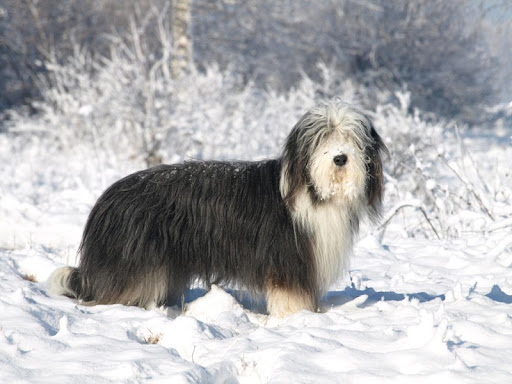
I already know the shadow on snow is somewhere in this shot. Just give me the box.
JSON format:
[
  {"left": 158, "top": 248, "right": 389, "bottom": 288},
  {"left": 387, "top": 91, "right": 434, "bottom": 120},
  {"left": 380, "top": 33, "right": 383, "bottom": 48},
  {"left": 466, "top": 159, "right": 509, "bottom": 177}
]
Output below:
[
  {"left": 323, "top": 286, "right": 446, "bottom": 308},
  {"left": 485, "top": 284, "right": 512, "bottom": 304},
  {"left": 177, "top": 284, "right": 511, "bottom": 315},
  {"left": 182, "top": 285, "right": 446, "bottom": 314}
]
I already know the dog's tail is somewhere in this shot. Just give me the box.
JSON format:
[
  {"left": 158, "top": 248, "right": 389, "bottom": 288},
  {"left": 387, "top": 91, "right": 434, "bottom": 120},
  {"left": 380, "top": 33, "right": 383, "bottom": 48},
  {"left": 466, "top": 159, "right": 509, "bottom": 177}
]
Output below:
[{"left": 47, "top": 266, "right": 82, "bottom": 299}]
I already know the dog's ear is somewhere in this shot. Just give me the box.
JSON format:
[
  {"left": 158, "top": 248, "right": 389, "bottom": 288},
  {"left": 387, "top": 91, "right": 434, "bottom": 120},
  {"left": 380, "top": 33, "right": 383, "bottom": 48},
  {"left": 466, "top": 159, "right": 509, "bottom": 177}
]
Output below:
[
  {"left": 281, "top": 114, "right": 313, "bottom": 210},
  {"left": 365, "top": 124, "right": 388, "bottom": 215}
]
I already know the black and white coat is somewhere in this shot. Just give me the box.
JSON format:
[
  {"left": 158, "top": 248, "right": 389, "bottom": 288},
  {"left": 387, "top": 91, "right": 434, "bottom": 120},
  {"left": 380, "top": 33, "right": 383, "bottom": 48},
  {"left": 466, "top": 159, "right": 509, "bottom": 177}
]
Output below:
[{"left": 48, "top": 100, "right": 387, "bottom": 317}]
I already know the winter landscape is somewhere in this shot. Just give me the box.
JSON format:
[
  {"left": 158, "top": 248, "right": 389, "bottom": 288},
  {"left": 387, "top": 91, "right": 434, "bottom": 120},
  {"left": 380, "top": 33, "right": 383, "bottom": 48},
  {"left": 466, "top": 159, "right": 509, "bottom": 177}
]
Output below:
[{"left": 1, "top": 1, "right": 512, "bottom": 383}]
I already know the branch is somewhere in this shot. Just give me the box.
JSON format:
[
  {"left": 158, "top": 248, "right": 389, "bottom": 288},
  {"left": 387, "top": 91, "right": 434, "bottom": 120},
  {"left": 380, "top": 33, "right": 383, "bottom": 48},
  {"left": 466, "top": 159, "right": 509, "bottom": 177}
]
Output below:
[
  {"left": 379, "top": 201, "right": 441, "bottom": 241},
  {"left": 438, "top": 154, "right": 495, "bottom": 221}
]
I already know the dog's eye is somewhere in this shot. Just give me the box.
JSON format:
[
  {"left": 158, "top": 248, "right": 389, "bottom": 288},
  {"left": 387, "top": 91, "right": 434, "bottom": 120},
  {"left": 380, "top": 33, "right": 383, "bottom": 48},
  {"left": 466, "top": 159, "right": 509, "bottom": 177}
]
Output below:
[{"left": 333, "top": 154, "right": 348, "bottom": 167}]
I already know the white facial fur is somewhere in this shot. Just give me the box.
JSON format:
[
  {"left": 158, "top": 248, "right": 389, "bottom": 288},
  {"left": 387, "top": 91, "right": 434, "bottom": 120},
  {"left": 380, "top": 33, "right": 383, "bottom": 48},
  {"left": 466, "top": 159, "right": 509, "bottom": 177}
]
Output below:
[{"left": 309, "top": 131, "right": 367, "bottom": 203}]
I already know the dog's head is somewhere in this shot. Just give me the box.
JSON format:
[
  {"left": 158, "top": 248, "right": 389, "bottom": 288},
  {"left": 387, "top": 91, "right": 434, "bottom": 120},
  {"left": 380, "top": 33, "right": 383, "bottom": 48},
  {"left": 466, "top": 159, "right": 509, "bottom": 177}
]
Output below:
[{"left": 280, "top": 100, "right": 388, "bottom": 219}]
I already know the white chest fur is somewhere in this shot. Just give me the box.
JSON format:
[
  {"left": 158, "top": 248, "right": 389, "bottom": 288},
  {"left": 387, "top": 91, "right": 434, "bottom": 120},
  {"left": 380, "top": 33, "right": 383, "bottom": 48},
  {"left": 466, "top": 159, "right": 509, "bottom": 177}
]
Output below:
[
  {"left": 292, "top": 193, "right": 356, "bottom": 294},
  {"left": 311, "top": 203, "right": 354, "bottom": 294}
]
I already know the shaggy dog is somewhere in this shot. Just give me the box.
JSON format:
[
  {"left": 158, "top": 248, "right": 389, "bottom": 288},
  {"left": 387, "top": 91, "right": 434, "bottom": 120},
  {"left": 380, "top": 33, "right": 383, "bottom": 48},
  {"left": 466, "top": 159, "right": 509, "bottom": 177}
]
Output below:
[{"left": 48, "top": 100, "right": 387, "bottom": 317}]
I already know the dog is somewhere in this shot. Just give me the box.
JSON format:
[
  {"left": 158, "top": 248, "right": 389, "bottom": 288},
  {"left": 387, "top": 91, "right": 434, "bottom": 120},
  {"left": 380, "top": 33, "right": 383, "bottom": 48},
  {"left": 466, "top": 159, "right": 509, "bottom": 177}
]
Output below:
[{"left": 48, "top": 100, "right": 387, "bottom": 317}]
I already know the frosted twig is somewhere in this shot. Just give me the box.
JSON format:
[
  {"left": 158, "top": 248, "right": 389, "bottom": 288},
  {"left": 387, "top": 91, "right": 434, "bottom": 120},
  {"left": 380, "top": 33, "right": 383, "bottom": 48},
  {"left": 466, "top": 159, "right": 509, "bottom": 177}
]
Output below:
[
  {"left": 438, "top": 154, "right": 495, "bottom": 221},
  {"left": 379, "top": 202, "right": 441, "bottom": 241}
]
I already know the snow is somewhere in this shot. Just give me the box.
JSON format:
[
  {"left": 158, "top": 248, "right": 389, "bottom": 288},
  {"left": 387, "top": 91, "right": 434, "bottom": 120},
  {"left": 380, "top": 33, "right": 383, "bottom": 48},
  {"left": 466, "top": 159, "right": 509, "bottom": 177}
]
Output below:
[{"left": 1, "top": 122, "right": 512, "bottom": 383}]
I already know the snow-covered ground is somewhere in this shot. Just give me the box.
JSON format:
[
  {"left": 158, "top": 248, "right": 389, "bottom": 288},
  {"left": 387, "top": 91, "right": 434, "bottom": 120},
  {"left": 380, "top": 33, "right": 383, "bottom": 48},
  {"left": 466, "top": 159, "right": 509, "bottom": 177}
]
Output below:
[{"left": 1, "top": 123, "right": 511, "bottom": 383}]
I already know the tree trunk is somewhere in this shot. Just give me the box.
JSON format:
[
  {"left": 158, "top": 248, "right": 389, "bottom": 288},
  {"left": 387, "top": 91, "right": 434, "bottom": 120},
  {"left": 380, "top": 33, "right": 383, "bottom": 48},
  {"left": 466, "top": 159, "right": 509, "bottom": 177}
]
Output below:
[{"left": 171, "top": 0, "right": 192, "bottom": 78}]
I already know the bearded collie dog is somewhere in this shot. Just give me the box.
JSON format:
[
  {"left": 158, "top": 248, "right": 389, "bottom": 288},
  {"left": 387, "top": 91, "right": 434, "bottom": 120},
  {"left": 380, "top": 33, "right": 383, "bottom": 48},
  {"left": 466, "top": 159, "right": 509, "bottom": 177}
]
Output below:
[{"left": 48, "top": 100, "right": 387, "bottom": 317}]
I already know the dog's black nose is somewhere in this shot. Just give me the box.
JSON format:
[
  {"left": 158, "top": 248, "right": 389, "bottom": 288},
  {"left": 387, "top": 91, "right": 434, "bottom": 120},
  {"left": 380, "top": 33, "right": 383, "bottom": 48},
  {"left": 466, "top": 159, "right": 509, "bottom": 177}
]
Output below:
[{"left": 333, "top": 154, "right": 348, "bottom": 167}]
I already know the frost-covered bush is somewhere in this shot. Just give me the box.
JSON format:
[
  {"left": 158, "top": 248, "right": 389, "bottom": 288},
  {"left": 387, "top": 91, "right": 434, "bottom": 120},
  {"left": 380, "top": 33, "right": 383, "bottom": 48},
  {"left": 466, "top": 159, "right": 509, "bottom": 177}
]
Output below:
[
  {"left": 193, "top": 0, "right": 511, "bottom": 123},
  {"left": 375, "top": 93, "right": 511, "bottom": 240},
  {"left": 25, "top": 51, "right": 359, "bottom": 169},
  {"left": 0, "top": 0, "right": 172, "bottom": 110},
  {"left": 5, "top": 32, "right": 510, "bottom": 242}
]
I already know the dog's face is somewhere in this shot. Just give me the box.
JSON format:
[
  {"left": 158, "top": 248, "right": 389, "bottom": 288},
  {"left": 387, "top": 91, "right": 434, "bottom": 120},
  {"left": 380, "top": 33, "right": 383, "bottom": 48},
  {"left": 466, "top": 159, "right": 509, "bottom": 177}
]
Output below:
[
  {"left": 309, "top": 129, "right": 367, "bottom": 203},
  {"left": 281, "top": 101, "right": 387, "bottom": 217}
]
